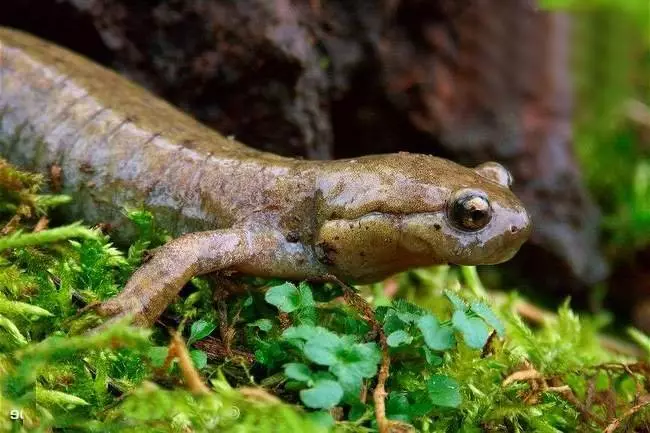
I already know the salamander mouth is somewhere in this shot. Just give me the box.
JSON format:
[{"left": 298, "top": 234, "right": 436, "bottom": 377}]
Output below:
[{"left": 399, "top": 209, "right": 530, "bottom": 265}]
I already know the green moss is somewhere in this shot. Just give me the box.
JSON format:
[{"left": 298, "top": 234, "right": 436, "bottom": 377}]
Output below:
[{"left": 0, "top": 158, "right": 648, "bottom": 432}]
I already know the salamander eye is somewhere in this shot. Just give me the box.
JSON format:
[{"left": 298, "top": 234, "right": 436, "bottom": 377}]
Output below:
[{"left": 449, "top": 191, "right": 492, "bottom": 231}]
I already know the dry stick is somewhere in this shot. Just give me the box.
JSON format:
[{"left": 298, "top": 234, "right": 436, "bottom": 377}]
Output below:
[
  {"left": 49, "top": 163, "right": 62, "bottom": 193},
  {"left": 626, "top": 99, "right": 650, "bottom": 131},
  {"left": 502, "top": 368, "right": 542, "bottom": 386},
  {"left": 1, "top": 214, "right": 21, "bottom": 235},
  {"left": 373, "top": 330, "right": 391, "bottom": 433},
  {"left": 194, "top": 336, "right": 255, "bottom": 363},
  {"left": 238, "top": 386, "right": 282, "bottom": 404},
  {"left": 585, "top": 375, "right": 596, "bottom": 410},
  {"left": 277, "top": 311, "right": 292, "bottom": 330},
  {"left": 215, "top": 296, "right": 238, "bottom": 357},
  {"left": 165, "top": 332, "right": 211, "bottom": 395},
  {"left": 604, "top": 399, "right": 650, "bottom": 433},
  {"left": 557, "top": 386, "right": 607, "bottom": 427},
  {"left": 33, "top": 216, "right": 49, "bottom": 232},
  {"left": 503, "top": 366, "right": 607, "bottom": 427}
]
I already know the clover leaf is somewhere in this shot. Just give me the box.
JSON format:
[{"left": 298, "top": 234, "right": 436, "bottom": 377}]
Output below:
[
  {"left": 282, "top": 325, "right": 381, "bottom": 397},
  {"left": 445, "top": 291, "right": 467, "bottom": 311},
  {"left": 427, "top": 375, "right": 461, "bottom": 408},
  {"left": 387, "top": 330, "right": 413, "bottom": 347},
  {"left": 300, "top": 379, "right": 344, "bottom": 409},
  {"left": 284, "top": 362, "right": 313, "bottom": 383},
  {"left": 452, "top": 310, "right": 490, "bottom": 349},
  {"left": 417, "top": 314, "right": 455, "bottom": 351},
  {"left": 265, "top": 282, "right": 301, "bottom": 313},
  {"left": 247, "top": 318, "right": 273, "bottom": 332},
  {"left": 470, "top": 300, "right": 505, "bottom": 337}
]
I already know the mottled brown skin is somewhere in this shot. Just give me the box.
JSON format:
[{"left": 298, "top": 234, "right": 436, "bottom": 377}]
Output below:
[{"left": 0, "top": 27, "right": 531, "bottom": 326}]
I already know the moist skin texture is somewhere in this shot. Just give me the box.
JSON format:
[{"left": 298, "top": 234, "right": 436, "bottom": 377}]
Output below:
[{"left": 0, "top": 27, "right": 531, "bottom": 326}]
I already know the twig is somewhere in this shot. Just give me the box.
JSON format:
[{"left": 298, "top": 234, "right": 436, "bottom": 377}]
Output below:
[
  {"left": 625, "top": 99, "right": 650, "bottom": 130},
  {"left": 165, "top": 332, "right": 210, "bottom": 395},
  {"left": 585, "top": 375, "right": 595, "bottom": 410},
  {"left": 502, "top": 368, "right": 542, "bottom": 386},
  {"left": 194, "top": 336, "right": 255, "bottom": 363},
  {"left": 545, "top": 385, "right": 571, "bottom": 393},
  {"left": 373, "top": 329, "right": 391, "bottom": 433},
  {"left": 238, "top": 386, "right": 282, "bottom": 404},
  {"left": 604, "top": 399, "right": 650, "bottom": 433},
  {"left": 320, "top": 274, "right": 394, "bottom": 433},
  {"left": 49, "top": 163, "right": 62, "bottom": 193},
  {"left": 341, "top": 282, "right": 379, "bottom": 340},
  {"left": 502, "top": 366, "right": 606, "bottom": 426},
  {"left": 557, "top": 385, "right": 606, "bottom": 427},
  {"left": 216, "top": 297, "right": 235, "bottom": 356},
  {"left": 33, "top": 216, "right": 49, "bottom": 233},
  {"left": 1, "top": 214, "right": 21, "bottom": 235}
]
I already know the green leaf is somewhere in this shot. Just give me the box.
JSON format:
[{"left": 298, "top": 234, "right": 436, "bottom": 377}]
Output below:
[
  {"left": 386, "top": 330, "right": 413, "bottom": 347},
  {"left": 190, "top": 349, "right": 208, "bottom": 370},
  {"left": 628, "top": 327, "right": 650, "bottom": 356},
  {"left": 188, "top": 319, "right": 217, "bottom": 345},
  {"left": 383, "top": 309, "right": 408, "bottom": 334},
  {"left": 422, "top": 346, "right": 443, "bottom": 366},
  {"left": 36, "top": 388, "right": 91, "bottom": 408},
  {"left": 282, "top": 325, "right": 338, "bottom": 342},
  {"left": 307, "top": 410, "right": 335, "bottom": 428},
  {"left": 452, "top": 310, "right": 490, "bottom": 349},
  {"left": 284, "top": 326, "right": 381, "bottom": 396},
  {"left": 248, "top": 318, "right": 273, "bottom": 332},
  {"left": 394, "top": 299, "right": 423, "bottom": 323},
  {"left": 265, "top": 282, "right": 300, "bottom": 313},
  {"left": 330, "top": 342, "right": 381, "bottom": 395},
  {"left": 0, "top": 223, "right": 99, "bottom": 252},
  {"left": 386, "top": 392, "right": 411, "bottom": 422},
  {"left": 297, "top": 281, "right": 316, "bottom": 307},
  {"left": 0, "top": 298, "right": 53, "bottom": 318},
  {"left": 427, "top": 375, "right": 461, "bottom": 408},
  {"left": 340, "top": 342, "right": 381, "bottom": 378},
  {"left": 253, "top": 339, "right": 288, "bottom": 368},
  {"left": 294, "top": 306, "right": 318, "bottom": 326},
  {"left": 348, "top": 402, "right": 370, "bottom": 422},
  {"left": 284, "top": 363, "right": 313, "bottom": 383},
  {"left": 148, "top": 346, "right": 169, "bottom": 368},
  {"left": 470, "top": 300, "right": 505, "bottom": 336},
  {"left": 0, "top": 313, "right": 27, "bottom": 346},
  {"left": 417, "top": 314, "right": 455, "bottom": 351},
  {"left": 300, "top": 380, "right": 344, "bottom": 409},
  {"left": 303, "top": 334, "right": 342, "bottom": 366},
  {"left": 445, "top": 291, "right": 467, "bottom": 311},
  {"left": 282, "top": 325, "right": 341, "bottom": 354},
  {"left": 460, "top": 266, "right": 487, "bottom": 297}
]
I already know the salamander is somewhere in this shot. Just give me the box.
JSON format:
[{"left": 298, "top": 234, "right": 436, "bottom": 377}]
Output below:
[{"left": 0, "top": 27, "right": 531, "bottom": 326}]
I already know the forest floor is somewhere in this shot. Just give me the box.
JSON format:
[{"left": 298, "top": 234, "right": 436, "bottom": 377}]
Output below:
[{"left": 1, "top": 158, "right": 650, "bottom": 433}]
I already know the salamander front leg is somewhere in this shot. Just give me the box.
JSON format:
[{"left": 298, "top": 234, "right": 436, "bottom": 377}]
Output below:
[{"left": 96, "top": 229, "right": 253, "bottom": 326}]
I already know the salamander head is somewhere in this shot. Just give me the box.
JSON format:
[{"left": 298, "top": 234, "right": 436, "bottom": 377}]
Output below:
[{"left": 314, "top": 153, "right": 531, "bottom": 283}]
